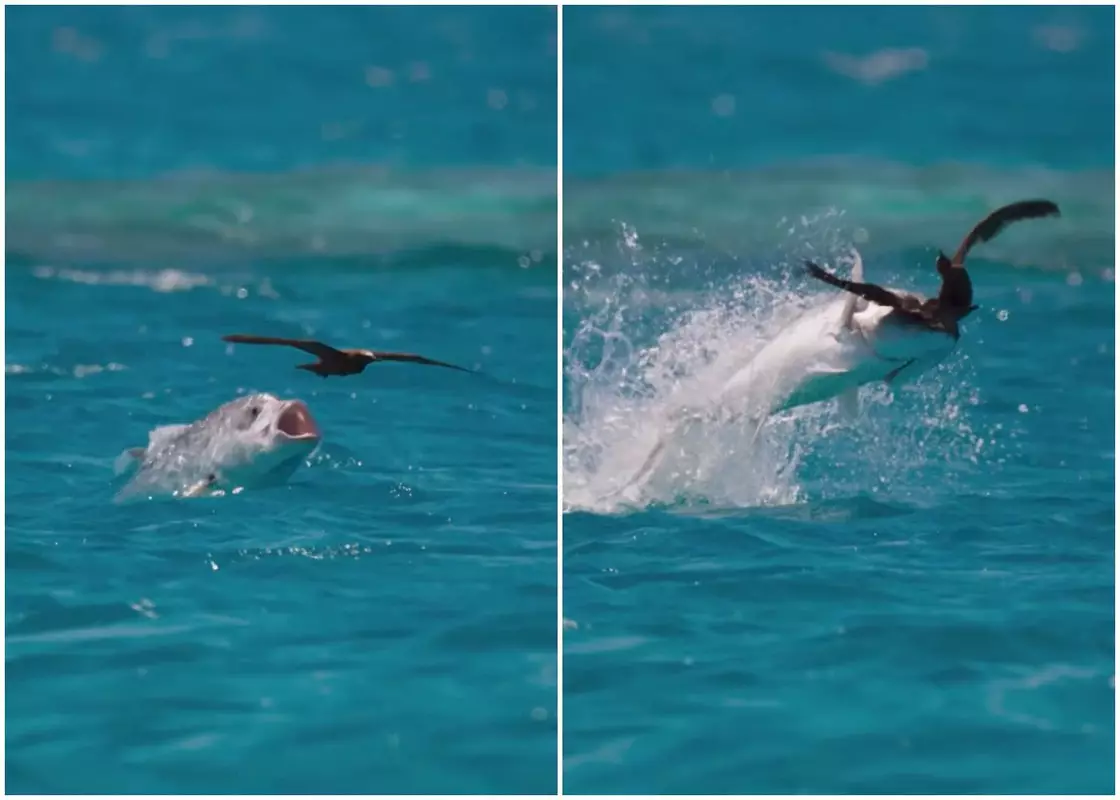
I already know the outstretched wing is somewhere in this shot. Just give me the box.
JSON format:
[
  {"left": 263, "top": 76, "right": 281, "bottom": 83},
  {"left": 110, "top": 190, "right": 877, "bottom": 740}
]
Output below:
[
  {"left": 804, "top": 260, "right": 911, "bottom": 311},
  {"left": 951, "top": 199, "right": 1061, "bottom": 266},
  {"left": 360, "top": 350, "right": 472, "bottom": 373},
  {"left": 222, "top": 334, "right": 342, "bottom": 361}
]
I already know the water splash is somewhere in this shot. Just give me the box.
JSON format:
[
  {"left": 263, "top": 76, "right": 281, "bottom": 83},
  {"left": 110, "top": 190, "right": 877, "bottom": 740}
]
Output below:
[{"left": 563, "top": 223, "right": 998, "bottom": 515}]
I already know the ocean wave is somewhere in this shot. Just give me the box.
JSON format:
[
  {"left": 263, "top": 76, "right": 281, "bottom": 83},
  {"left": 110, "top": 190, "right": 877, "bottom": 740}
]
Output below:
[
  {"left": 563, "top": 158, "right": 1114, "bottom": 274},
  {"left": 6, "top": 165, "right": 557, "bottom": 268},
  {"left": 6, "top": 361, "right": 129, "bottom": 380}
]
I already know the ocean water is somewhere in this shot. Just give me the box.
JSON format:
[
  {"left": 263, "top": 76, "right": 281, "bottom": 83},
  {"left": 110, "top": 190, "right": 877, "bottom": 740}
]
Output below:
[
  {"left": 562, "top": 6, "right": 1115, "bottom": 795},
  {"left": 5, "top": 6, "right": 557, "bottom": 794}
]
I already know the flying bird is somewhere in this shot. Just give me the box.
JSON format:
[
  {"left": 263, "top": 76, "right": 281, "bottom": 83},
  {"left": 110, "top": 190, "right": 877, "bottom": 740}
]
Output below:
[{"left": 222, "top": 334, "right": 472, "bottom": 378}]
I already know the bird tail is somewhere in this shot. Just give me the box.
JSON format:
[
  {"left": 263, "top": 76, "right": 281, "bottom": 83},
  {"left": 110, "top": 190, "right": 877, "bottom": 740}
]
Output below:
[{"left": 296, "top": 362, "right": 328, "bottom": 377}]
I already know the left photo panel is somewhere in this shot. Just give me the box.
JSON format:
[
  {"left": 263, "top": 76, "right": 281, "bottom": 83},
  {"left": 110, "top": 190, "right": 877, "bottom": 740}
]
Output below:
[{"left": 5, "top": 5, "right": 557, "bottom": 795}]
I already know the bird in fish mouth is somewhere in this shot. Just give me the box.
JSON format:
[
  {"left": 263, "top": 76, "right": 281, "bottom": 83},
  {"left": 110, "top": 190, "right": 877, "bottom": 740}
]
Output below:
[{"left": 803, "top": 198, "right": 1062, "bottom": 341}]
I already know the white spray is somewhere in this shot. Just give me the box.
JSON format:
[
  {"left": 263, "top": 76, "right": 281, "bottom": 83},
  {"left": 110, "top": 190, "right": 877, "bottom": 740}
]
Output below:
[{"left": 563, "top": 225, "right": 990, "bottom": 514}]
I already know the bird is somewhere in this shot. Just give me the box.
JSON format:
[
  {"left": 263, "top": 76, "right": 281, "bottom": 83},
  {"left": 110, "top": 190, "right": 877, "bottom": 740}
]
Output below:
[
  {"left": 804, "top": 198, "right": 1060, "bottom": 338},
  {"left": 222, "top": 334, "right": 472, "bottom": 378}
]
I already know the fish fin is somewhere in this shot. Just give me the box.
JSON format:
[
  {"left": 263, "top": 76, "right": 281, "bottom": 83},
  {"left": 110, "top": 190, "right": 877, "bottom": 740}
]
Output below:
[
  {"left": 849, "top": 246, "right": 864, "bottom": 283},
  {"left": 839, "top": 294, "right": 858, "bottom": 331},
  {"left": 837, "top": 247, "right": 867, "bottom": 331},
  {"left": 744, "top": 413, "right": 771, "bottom": 448},
  {"left": 847, "top": 248, "right": 868, "bottom": 312},
  {"left": 883, "top": 358, "right": 918, "bottom": 387},
  {"left": 179, "top": 474, "right": 217, "bottom": 499},
  {"left": 147, "top": 423, "right": 190, "bottom": 450},
  {"left": 617, "top": 438, "right": 667, "bottom": 498},
  {"left": 610, "top": 409, "right": 705, "bottom": 499},
  {"left": 837, "top": 388, "right": 860, "bottom": 421},
  {"left": 114, "top": 447, "right": 147, "bottom": 477}
]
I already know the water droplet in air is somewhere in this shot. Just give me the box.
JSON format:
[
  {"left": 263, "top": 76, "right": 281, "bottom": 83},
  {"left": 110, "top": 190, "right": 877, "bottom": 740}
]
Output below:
[
  {"left": 711, "top": 93, "right": 736, "bottom": 117},
  {"left": 487, "top": 88, "right": 508, "bottom": 110}
]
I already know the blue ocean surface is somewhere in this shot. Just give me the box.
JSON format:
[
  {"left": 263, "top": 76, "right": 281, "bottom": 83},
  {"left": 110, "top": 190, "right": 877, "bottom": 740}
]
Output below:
[
  {"left": 562, "top": 6, "right": 1114, "bottom": 795},
  {"left": 6, "top": 6, "right": 556, "bottom": 794}
]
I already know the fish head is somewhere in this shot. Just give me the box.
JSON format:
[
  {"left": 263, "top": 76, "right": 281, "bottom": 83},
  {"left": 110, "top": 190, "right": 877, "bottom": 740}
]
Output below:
[
  {"left": 856, "top": 301, "right": 957, "bottom": 366},
  {"left": 219, "top": 392, "right": 319, "bottom": 438},
  {"left": 206, "top": 393, "right": 322, "bottom": 485}
]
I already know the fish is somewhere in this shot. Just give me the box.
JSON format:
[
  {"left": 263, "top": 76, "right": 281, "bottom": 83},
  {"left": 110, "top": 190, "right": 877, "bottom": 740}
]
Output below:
[
  {"left": 615, "top": 199, "right": 1062, "bottom": 497},
  {"left": 116, "top": 393, "right": 321, "bottom": 500}
]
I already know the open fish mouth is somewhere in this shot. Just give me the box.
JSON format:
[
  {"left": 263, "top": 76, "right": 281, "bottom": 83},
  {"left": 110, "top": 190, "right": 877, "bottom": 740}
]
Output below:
[{"left": 276, "top": 400, "right": 320, "bottom": 440}]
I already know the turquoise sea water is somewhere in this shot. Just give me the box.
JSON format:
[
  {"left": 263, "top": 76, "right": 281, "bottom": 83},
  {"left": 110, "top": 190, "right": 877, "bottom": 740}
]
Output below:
[
  {"left": 6, "top": 6, "right": 556, "bottom": 794},
  {"left": 562, "top": 6, "right": 1115, "bottom": 795}
]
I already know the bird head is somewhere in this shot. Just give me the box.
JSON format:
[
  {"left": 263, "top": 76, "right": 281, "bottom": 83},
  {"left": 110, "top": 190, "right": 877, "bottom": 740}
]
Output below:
[{"left": 936, "top": 251, "right": 977, "bottom": 320}]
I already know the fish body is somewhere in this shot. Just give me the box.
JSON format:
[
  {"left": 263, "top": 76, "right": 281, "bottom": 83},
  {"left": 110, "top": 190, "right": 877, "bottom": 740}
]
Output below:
[{"left": 117, "top": 393, "right": 320, "bottom": 499}]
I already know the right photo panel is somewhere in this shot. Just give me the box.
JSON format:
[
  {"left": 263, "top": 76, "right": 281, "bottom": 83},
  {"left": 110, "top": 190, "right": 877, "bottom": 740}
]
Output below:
[{"left": 562, "top": 5, "right": 1114, "bottom": 795}]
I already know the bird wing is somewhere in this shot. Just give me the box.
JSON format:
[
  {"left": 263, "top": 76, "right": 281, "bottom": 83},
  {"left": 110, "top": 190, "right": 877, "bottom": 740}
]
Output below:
[
  {"left": 357, "top": 349, "right": 472, "bottom": 373},
  {"left": 222, "top": 334, "right": 342, "bottom": 361},
  {"left": 804, "top": 260, "right": 912, "bottom": 311},
  {"left": 951, "top": 199, "right": 1061, "bottom": 266}
]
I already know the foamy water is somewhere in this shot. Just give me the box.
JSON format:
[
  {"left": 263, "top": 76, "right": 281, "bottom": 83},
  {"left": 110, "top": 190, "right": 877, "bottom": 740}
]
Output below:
[{"left": 563, "top": 225, "right": 994, "bottom": 514}]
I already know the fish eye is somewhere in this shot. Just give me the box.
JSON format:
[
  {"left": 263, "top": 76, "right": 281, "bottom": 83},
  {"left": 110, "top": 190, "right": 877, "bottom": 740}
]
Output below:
[{"left": 249, "top": 406, "right": 260, "bottom": 419}]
